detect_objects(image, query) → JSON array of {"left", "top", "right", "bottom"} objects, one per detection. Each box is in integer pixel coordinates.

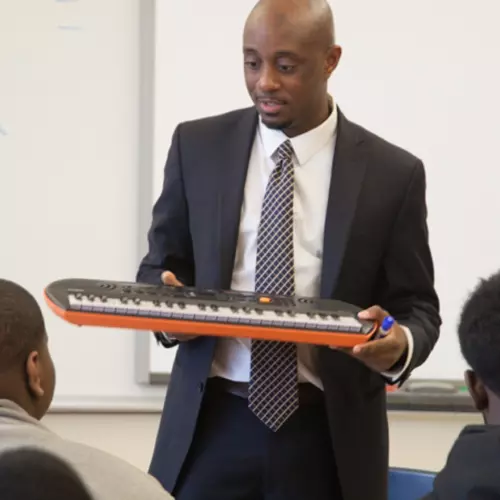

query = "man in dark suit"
[
  {"left": 421, "top": 271, "right": 500, "bottom": 500},
  {"left": 136, "top": 0, "right": 441, "bottom": 499}
]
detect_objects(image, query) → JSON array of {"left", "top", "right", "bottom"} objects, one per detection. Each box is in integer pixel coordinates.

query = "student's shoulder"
[
  {"left": 429, "top": 425, "right": 500, "bottom": 498},
  {"left": 441, "top": 424, "right": 500, "bottom": 469},
  {"left": 54, "top": 437, "right": 173, "bottom": 499}
]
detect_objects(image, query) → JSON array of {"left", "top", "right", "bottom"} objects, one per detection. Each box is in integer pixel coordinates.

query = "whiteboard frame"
[
  {"left": 134, "top": 0, "right": 171, "bottom": 386},
  {"left": 134, "top": 0, "right": 481, "bottom": 388}
]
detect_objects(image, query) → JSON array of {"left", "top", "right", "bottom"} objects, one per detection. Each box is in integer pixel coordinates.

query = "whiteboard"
[
  {"left": 0, "top": 0, "right": 166, "bottom": 410},
  {"left": 150, "top": 0, "right": 500, "bottom": 382}
]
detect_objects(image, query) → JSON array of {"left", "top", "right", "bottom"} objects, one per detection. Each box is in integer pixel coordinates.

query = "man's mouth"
[{"left": 258, "top": 98, "right": 286, "bottom": 114}]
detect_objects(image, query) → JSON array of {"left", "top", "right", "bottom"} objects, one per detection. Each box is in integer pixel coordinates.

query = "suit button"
[{"left": 199, "top": 382, "right": 205, "bottom": 393}]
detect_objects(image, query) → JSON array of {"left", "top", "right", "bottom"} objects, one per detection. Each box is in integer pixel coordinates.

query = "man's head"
[
  {"left": 0, "top": 279, "right": 55, "bottom": 419},
  {"left": 0, "top": 447, "right": 92, "bottom": 500},
  {"left": 458, "top": 271, "right": 500, "bottom": 423},
  {"left": 243, "top": 0, "right": 342, "bottom": 137}
]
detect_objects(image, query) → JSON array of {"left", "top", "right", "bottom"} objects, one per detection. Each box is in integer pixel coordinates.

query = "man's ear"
[
  {"left": 25, "top": 351, "right": 45, "bottom": 399},
  {"left": 465, "top": 369, "right": 488, "bottom": 412},
  {"left": 325, "top": 45, "right": 342, "bottom": 78}
]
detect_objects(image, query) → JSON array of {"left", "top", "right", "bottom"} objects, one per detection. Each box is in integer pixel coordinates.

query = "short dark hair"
[
  {"left": 0, "top": 447, "right": 93, "bottom": 500},
  {"left": 0, "top": 279, "right": 46, "bottom": 373},
  {"left": 458, "top": 271, "right": 500, "bottom": 395}
]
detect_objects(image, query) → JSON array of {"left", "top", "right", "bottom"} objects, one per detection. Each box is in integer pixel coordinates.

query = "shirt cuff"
[{"left": 381, "top": 325, "right": 414, "bottom": 382}]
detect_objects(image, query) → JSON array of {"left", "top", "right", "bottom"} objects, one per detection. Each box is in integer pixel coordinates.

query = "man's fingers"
[
  {"left": 161, "top": 271, "right": 184, "bottom": 287},
  {"left": 352, "top": 336, "right": 392, "bottom": 357},
  {"left": 358, "top": 305, "right": 388, "bottom": 322},
  {"left": 160, "top": 271, "right": 193, "bottom": 340}
]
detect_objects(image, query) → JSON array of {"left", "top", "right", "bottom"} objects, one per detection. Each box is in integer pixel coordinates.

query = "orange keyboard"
[{"left": 43, "top": 278, "right": 379, "bottom": 347}]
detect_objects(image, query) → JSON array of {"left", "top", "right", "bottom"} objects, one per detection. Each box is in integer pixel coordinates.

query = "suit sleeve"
[
  {"left": 136, "top": 124, "right": 195, "bottom": 287},
  {"left": 381, "top": 159, "right": 441, "bottom": 382}
]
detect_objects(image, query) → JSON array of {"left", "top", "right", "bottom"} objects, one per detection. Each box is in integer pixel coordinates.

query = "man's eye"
[
  {"left": 244, "top": 60, "right": 259, "bottom": 69},
  {"left": 278, "top": 64, "right": 295, "bottom": 73}
]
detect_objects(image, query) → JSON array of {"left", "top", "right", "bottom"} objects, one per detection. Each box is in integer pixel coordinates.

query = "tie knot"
[{"left": 273, "top": 140, "right": 294, "bottom": 164}]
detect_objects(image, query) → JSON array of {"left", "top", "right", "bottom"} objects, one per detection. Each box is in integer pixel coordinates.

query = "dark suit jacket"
[
  {"left": 421, "top": 425, "right": 500, "bottom": 499},
  {"left": 136, "top": 106, "right": 441, "bottom": 500}
]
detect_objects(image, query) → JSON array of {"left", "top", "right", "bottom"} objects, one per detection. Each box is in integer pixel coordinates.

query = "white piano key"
[{"left": 68, "top": 292, "right": 365, "bottom": 333}]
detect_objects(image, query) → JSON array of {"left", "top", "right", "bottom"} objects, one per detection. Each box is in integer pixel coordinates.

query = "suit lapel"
[
  {"left": 217, "top": 108, "right": 258, "bottom": 289},
  {"left": 320, "top": 110, "right": 368, "bottom": 298}
]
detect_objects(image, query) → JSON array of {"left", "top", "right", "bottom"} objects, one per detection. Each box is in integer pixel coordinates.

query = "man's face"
[{"left": 243, "top": 14, "right": 340, "bottom": 136}]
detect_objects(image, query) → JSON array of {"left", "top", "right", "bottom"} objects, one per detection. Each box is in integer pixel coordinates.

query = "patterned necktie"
[{"left": 248, "top": 139, "right": 299, "bottom": 431}]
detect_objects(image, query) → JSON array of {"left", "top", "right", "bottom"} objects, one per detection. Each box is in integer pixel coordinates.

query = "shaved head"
[
  {"left": 243, "top": 0, "right": 341, "bottom": 136},
  {"left": 245, "top": 0, "right": 335, "bottom": 49}
]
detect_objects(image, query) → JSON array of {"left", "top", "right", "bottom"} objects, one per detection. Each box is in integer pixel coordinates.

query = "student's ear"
[
  {"left": 25, "top": 350, "right": 45, "bottom": 399},
  {"left": 465, "top": 369, "right": 488, "bottom": 412}
]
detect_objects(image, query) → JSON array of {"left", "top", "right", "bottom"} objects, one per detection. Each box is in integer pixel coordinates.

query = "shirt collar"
[{"left": 258, "top": 99, "right": 338, "bottom": 166}]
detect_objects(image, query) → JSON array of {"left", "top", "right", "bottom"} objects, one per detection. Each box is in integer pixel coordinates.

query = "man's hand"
[
  {"left": 339, "top": 305, "right": 408, "bottom": 373},
  {"left": 161, "top": 270, "right": 185, "bottom": 287},
  {"left": 160, "top": 271, "right": 198, "bottom": 342}
]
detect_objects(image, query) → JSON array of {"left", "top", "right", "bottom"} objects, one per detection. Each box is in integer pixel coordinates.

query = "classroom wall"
[
  {"left": 43, "top": 409, "right": 482, "bottom": 473},
  {"left": 2, "top": 0, "right": 486, "bottom": 484}
]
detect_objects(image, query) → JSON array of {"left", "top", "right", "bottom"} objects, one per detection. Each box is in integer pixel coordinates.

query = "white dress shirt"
[{"left": 209, "top": 103, "right": 413, "bottom": 389}]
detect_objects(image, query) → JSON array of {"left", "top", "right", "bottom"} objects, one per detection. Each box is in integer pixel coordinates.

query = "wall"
[{"left": 43, "top": 409, "right": 482, "bottom": 474}]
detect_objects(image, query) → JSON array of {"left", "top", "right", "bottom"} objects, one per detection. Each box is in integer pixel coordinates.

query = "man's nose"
[{"left": 257, "top": 66, "right": 280, "bottom": 92}]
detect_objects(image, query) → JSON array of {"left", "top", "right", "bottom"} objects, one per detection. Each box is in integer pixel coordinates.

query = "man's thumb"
[{"left": 161, "top": 271, "right": 183, "bottom": 287}]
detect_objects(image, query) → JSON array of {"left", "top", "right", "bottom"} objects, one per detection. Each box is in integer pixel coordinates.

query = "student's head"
[
  {"left": 0, "top": 279, "right": 55, "bottom": 419},
  {"left": 0, "top": 447, "right": 93, "bottom": 500},
  {"left": 459, "top": 271, "right": 500, "bottom": 423},
  {"left": 243, "top": 0, "right": 342, "bottom": 137}
]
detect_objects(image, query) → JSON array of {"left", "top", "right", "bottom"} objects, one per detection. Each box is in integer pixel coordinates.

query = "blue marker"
[{"left": 378, "top": 316, "right": 394, "bottom": 338}]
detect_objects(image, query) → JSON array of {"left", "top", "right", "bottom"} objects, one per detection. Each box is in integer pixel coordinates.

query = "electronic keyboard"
[{"left": 43, "top": 278, "right": 379, "bottom": 347}]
